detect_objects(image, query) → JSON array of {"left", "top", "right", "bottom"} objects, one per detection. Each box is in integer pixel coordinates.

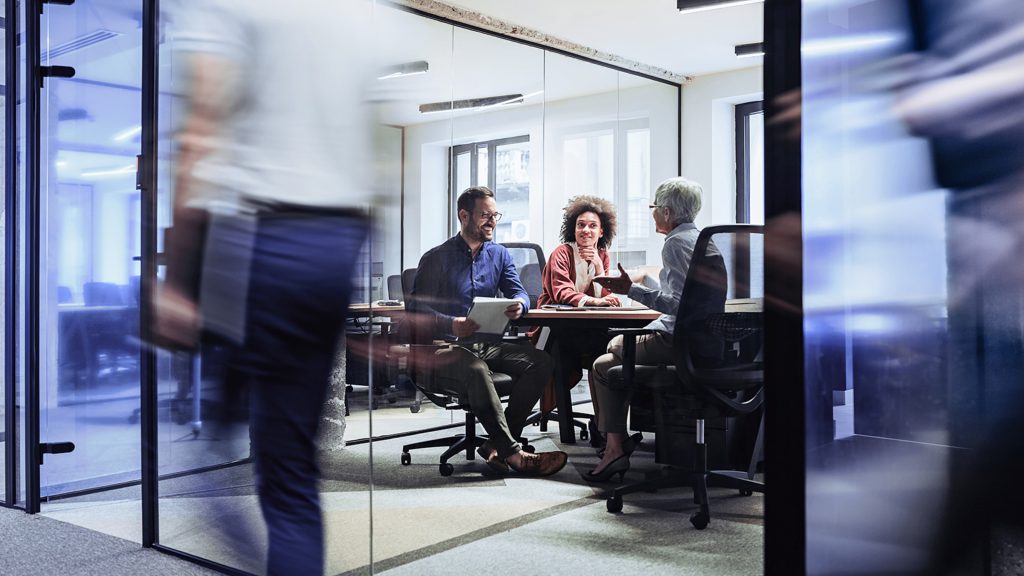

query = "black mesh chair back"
[
  {"left": 500, "top": 242, "right": 545, "bottom": 308},
  {"left": 606, "top": 224, "right": 765, "bottom": 529},
  {"left": 674, "top": 225, "right": 764, "bottom": 415},
  {"left": 401, "top": 268, "right": 417, "bottom": 302},
  {"left": 387, "top": 274, "right": 403, "bottom": 301}
]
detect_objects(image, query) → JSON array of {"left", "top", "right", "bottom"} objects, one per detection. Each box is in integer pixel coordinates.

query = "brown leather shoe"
[
  {"left": 507, "top": 450, "right": 569, "bottom": 477},
  {"left": 477, "top": 442, "right": 509, "bottom": 474}
]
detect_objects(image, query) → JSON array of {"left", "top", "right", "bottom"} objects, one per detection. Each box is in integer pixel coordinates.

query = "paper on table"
[{"left": 466, "top": 296, "right": 517, "bottom": 337}]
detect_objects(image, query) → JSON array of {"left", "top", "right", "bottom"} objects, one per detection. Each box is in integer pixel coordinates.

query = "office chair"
[
  {"left": 57, "top": 285, "right": 73, "bottom": 304},
  {"left": 500, "top": 242, "right": 545, "bottom": 309},
  {"left": 604, "top": 224, "right": 765, "bottom": 530},
  {"left": 397, "top": 266, "right": 534, "bottom": 476},
  {"left": 501, "top": 242, "right": 594, "bottom": 442},
  {"left": 399, "top": 353, "right": 536, "bottom": 476},
  {"left": 387, "top": 274, "right": 403, "bottom": 301},
  {"left": 83, "top": 281, "right": 126, "bottom": 306}
]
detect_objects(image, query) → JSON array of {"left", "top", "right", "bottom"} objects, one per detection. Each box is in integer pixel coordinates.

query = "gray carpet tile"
[{"left": 0, "top": 506, "right": 220, "bottom": 576}]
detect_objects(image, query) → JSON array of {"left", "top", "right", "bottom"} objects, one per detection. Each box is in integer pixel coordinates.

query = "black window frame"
[
  {"left": 735, "top": 100, "right": 764, "bottom": 224},
  {"left": 448, "top": 134, "right": 529, "bottom": 234}
]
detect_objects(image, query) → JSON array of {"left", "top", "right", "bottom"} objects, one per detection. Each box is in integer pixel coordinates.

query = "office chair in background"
[
  {"left": 83, "top": 281, "right": 126, "bottom": 306},
  {"left": 57, "top": 285, "right": 73, "bottom": 304},
  {"left": 387, "top": 274, "right": 403, "bottom": 302},
  {"left": 604, "top": 225, "right": 765, "bottom": 530}
]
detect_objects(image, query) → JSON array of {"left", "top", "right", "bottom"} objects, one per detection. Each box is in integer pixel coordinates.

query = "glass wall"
[
  {"left": 35, "top": 0, "right": 144, "bottom": 498},
  {"left": 800, "top": 0, "right": 1021, "bottom": 574},
  {"left": 0, "top": 0, "right": 7, "bottom": 504},
  {"left": 7, "top": 0, "right": 685, "bottom": 571},
  {"left": 363, "top": 4, "right": 683, "bottom": 574}
]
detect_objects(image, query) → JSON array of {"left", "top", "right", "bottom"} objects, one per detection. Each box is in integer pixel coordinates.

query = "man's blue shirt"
[{"left": 409, "top": 234, "right": 530, "bottom": 342}]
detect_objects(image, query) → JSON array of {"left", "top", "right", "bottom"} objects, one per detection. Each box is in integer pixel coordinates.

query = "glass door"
[{"left": 37, "top": 0, "right": 145, "bottom": 500}]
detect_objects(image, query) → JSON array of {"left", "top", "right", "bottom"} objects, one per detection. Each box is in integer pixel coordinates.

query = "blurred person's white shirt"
[{"left": 169, "top": 0, "right": 375, "bottom": 210}]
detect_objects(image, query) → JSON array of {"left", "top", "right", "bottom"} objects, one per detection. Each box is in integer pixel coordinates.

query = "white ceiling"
[{"left": 446, "top": 0, "right": 764, "bottom": 78}]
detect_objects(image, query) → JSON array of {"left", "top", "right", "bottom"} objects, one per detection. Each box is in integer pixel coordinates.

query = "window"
[
  {"left": 735, "top": 101, "right": 764, "bottom": 224},
  {"left": 733, "top": 101, "right": 764, "bottom": 298},
  {"left": 450, "top": 135, "right": 530, "bottom": 242},
  {"left": 560, "top": 119, "right": 651, "bottom": 255}
]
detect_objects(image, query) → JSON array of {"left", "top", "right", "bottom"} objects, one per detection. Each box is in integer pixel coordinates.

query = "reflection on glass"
[
  {"left": 801, "top": 0, "right": 981, "bottom": 574},
  {"left": 39, "top": 0, "right": 142, "bottom": 498},
  {"left": 0, "top": 14, "right": 6, "bottom": 502}
]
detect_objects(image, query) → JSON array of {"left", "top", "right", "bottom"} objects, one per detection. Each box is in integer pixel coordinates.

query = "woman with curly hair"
[
  {"left": 535, "top": 196, "right": 622, "bottom": 445},
  {"left": 538, "top": 195, "right": 621, "bottom": 308}
]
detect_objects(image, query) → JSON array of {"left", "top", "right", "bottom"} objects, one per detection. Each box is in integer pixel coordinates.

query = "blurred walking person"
[{"left": 155, "top": 1, "right": 375, "bottom": 574}]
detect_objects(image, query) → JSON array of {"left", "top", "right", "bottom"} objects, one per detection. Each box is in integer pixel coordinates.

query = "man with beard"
[{"left": 408, "top": 186, "right": 567, "bottom": 476}]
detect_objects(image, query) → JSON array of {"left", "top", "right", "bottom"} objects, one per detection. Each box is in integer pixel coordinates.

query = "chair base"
[
  {"left": 526, "top": 408, "right": 591, "bottom": 441},
  {"left": 606, "top": 457, "right": 763, "bottom": 529},
  {"left": 400, "top": 412, "right": 532, "bottom": 476}
]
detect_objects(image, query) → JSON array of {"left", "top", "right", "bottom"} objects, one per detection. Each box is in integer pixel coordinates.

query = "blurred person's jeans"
[{"left": 229, "top": 209, "right": 368, "bottom": 576}]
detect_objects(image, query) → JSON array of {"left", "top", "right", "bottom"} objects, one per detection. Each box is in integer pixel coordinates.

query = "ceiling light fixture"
[
  {"left": 81, "top": 164, "right": 136, "bottom": 178},
  {"left": 734, "top": 42, "right": 764, "bottom": 58},
  {"left": 112, "top": 125, "right": 142, "bottom": 142},
  {"left": 677, "top": 0, "right": 763, "bottom": 14},
  {"left": 419, "top": 91, "right": 542, "bottom": 114},
  {"left": 378, "top": 60, "right": 429, "bottom": 80}
]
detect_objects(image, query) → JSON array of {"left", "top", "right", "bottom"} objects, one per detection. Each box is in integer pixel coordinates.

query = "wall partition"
[
  {"left": 362, "top": 3, "right": 681, "bottom": 574},
  {"left": 144, "top": 2, "right": 681, "bottom": 573},
  {"left": 3, "top": 0, "right": 681, "bottom": 573}
]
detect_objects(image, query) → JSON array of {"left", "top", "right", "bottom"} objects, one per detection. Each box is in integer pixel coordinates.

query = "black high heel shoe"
[
  {"left": 582, "top": 454, "right": 630, "bottom": 483},
  {"left": 597, "top": 432, "right": 643, "bottom": 458}
]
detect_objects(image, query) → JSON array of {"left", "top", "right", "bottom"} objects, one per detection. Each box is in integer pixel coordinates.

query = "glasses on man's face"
[
  {"left": 649, "top": 204, "right": 664, "bottom": 210},
  {"left": 477, "top": 211, "right": 503, "bottom": 222}
]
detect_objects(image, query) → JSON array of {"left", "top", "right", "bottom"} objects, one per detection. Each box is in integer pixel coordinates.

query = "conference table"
[
  {"left": 515, "top": 307, "right": 661, "bottom": 443},
  {"left": 346, "top": 299, "right": 761, "bottom": 445},
  {"left": 515, "top": 299, "right": 763, "bottom": 444}
]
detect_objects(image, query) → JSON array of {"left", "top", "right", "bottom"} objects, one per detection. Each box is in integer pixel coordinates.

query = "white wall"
[{"left": 681, "top": 66, "right": 762, "bottom": 227}]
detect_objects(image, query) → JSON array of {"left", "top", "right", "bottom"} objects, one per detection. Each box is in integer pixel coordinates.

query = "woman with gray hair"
[{"left": 584, "top": 177, "right": 707, "bottom": 482}]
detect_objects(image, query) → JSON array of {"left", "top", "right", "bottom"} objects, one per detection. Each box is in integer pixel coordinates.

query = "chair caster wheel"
[
  {"left": 580, "top": 428, "right": 589, "bottom": 440},
  {"left": 439, "top": 463, "right": 454, "bottom": 476},
  {"left": 739, "top": 489, "right": 753, "bottom": 497},
  {"left": 690, "top": 511, "right": 709, "bottom": 529},
  {"left": 522, "top": 444, "right": 536, "bottom": 454},
  {"left": 409, "top": 403, "right": 421, "bottom": 413},
  {"left": 401, "top": 452, "right": 411, "bottom": 465},
  {"left": 606, "top": 495, "right": 623, "bottom": 513}
]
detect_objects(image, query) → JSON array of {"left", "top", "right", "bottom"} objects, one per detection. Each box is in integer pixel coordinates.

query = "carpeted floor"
[
  {"left": 34, "top": 426, "right": 763, "bottom": 575},
  {"left": 0, "top": 505, "right": 220, "bottom": 576}
]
